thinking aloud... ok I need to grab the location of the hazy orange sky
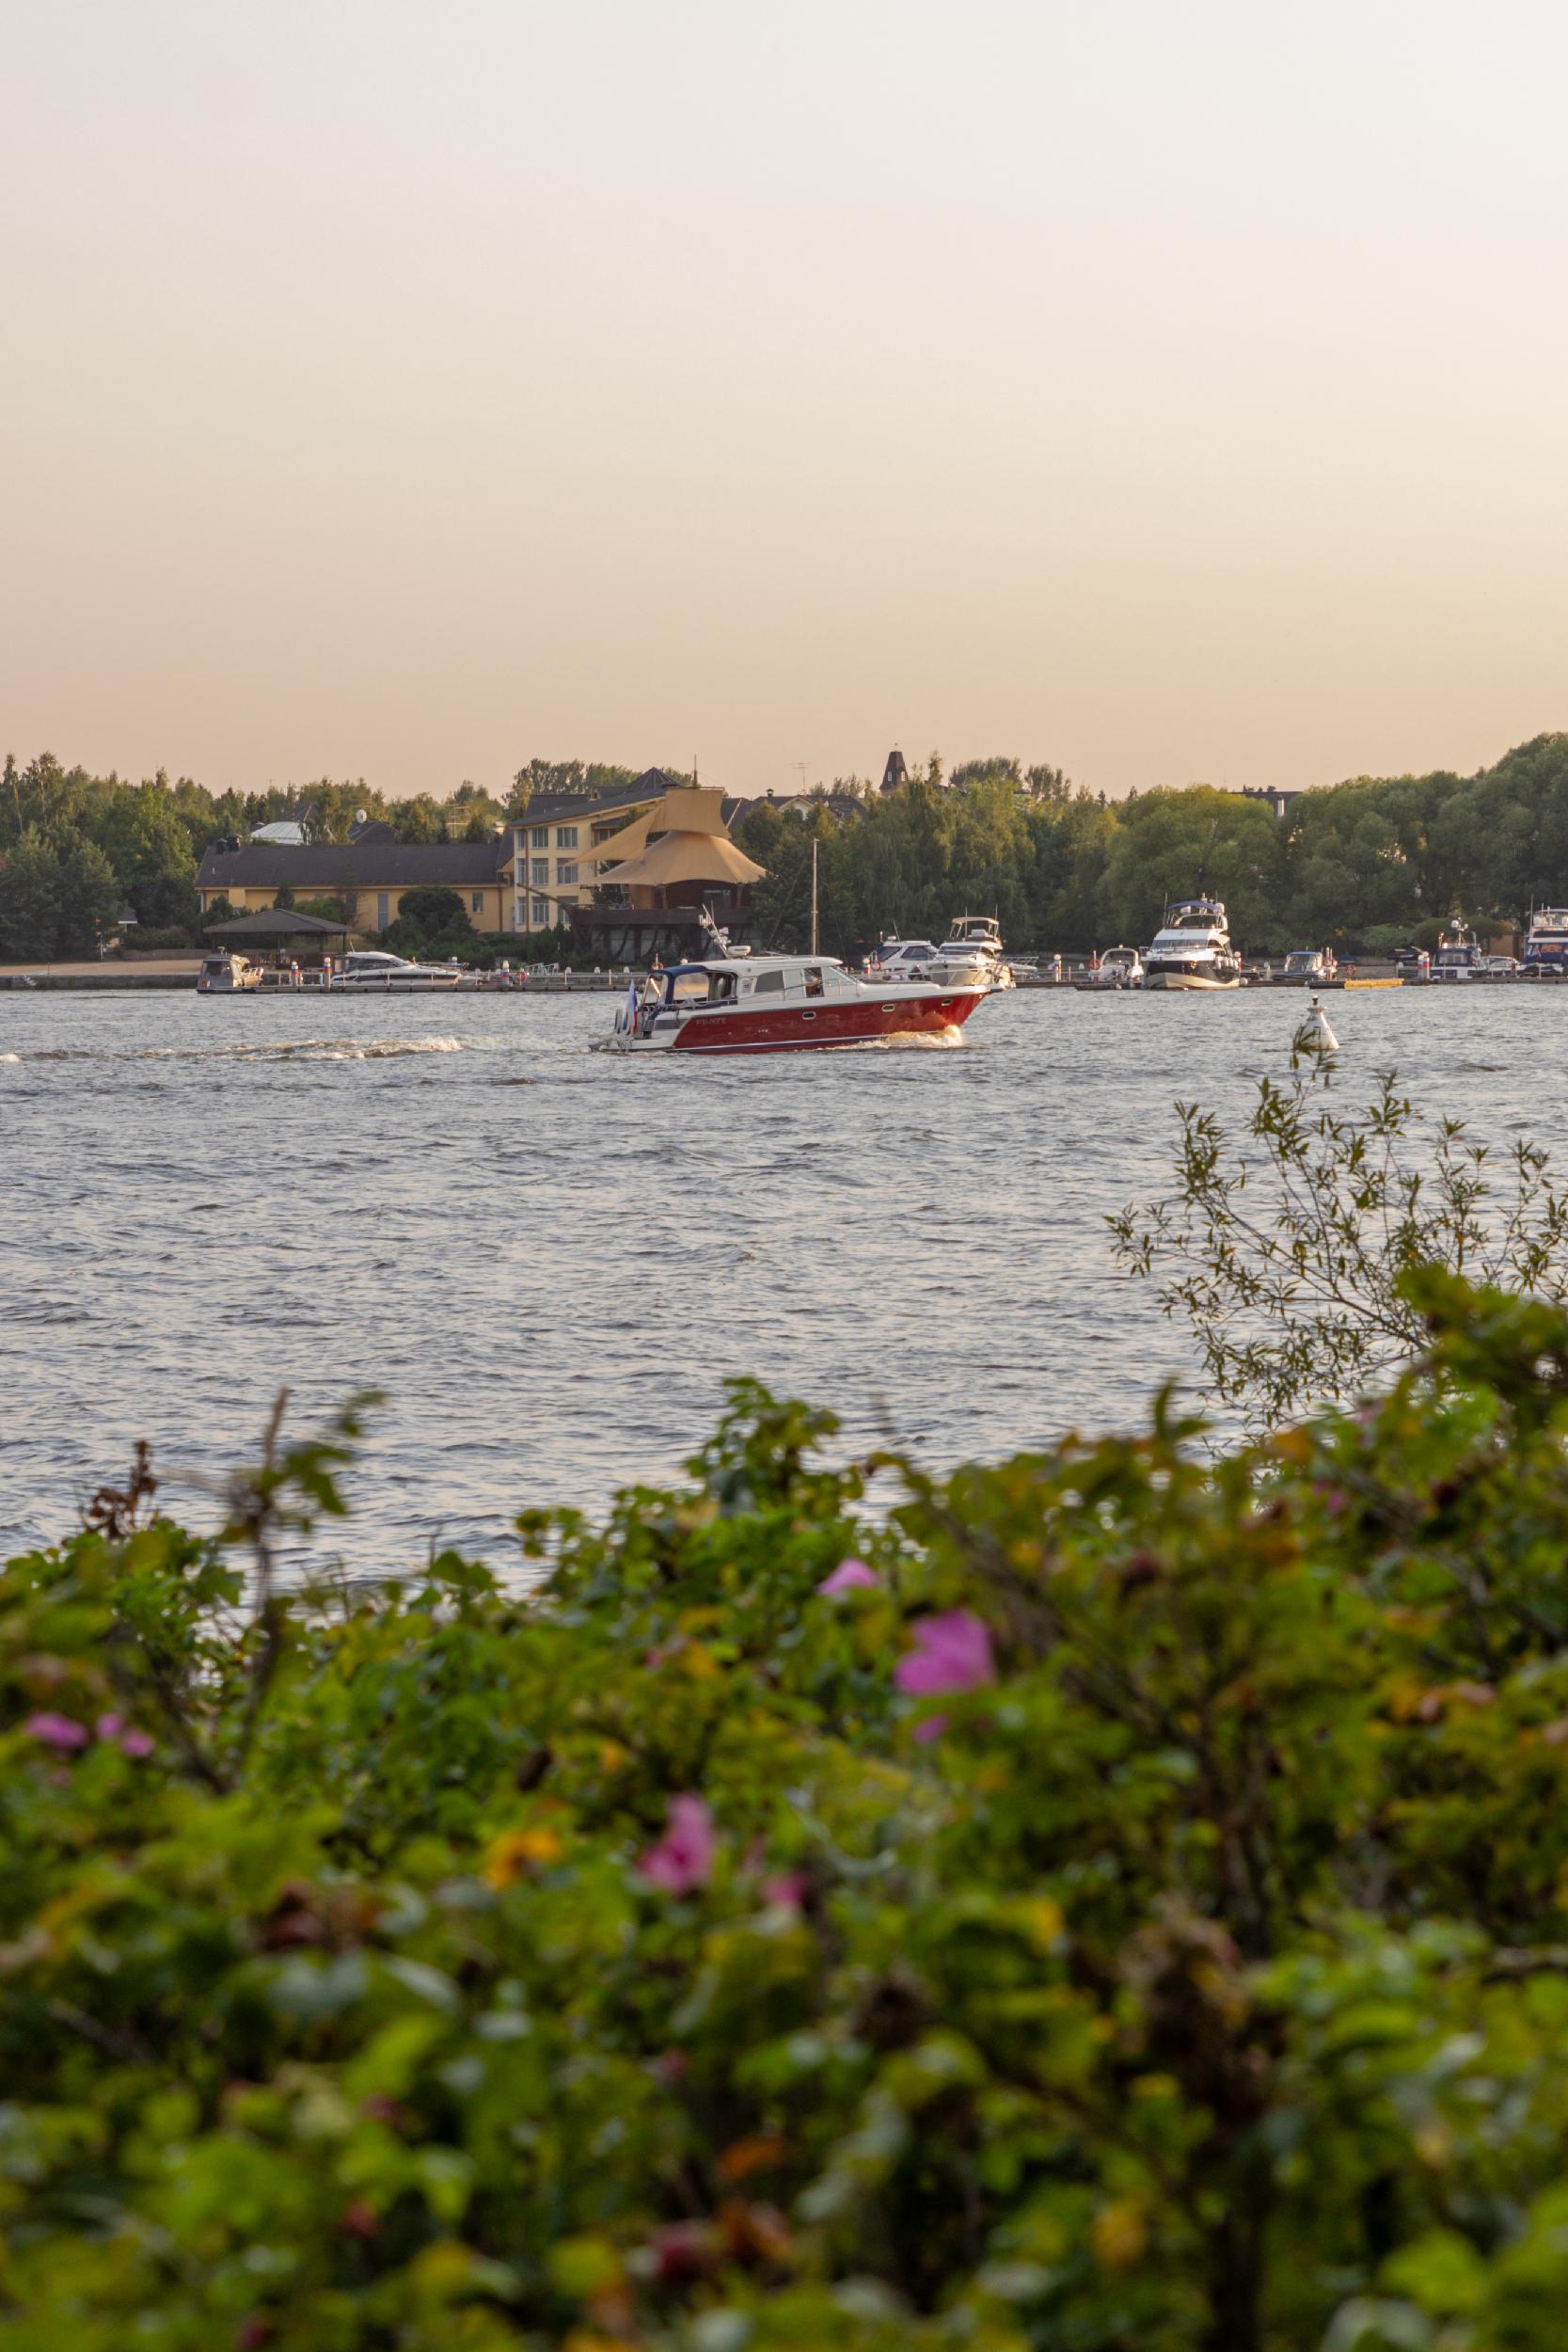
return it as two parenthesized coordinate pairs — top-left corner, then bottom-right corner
(6, 0), (1567, 802)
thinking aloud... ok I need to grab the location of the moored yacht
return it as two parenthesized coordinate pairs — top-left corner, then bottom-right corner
(1432, 919), (1483, 981)
(863, 938), (941, 979)
(1524, 908), (1568, 976)
(196, 951), (262, 994)
(1074, 945), (1144, 991)
(1278, 947), (1338, 985)
(1140, 899), (1243, 991)
(927, 914), (1014, 990)
(596, 950), (987, 1055)
(326, 950), (465, 993)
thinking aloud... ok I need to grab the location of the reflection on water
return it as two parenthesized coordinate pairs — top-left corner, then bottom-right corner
(4, 984), (1565, 1571)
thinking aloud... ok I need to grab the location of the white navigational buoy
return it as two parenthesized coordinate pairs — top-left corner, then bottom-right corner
(1306, 993), (1338, 1051)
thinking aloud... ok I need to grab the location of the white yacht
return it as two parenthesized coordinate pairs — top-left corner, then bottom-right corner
(927, 914), (1014, 991)
(863, 938), (941, 979)
(1141, 899), (1243, 991)
(326, 950), (465, 993)
(1074, 945), (1144, 991)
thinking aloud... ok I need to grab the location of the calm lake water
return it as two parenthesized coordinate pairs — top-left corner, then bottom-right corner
(3, 983), (1560, 1572)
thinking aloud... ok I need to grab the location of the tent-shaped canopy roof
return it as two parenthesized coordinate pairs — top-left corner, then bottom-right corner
(204, 908), (349, 940)
(577, 787), (733, 869)
(595, 831), (766, 889)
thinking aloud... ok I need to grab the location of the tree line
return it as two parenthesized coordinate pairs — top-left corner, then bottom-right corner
(7, 735), (1568, 960)
(736, 733), (1568, 957)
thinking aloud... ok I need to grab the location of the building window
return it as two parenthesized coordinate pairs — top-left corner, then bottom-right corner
(470, 892), (483, 914)
(531, 859), (548, 886)
(557, 862), (578, 886)
(555, 825), (578, 849)
(531, 899), (549, 927)
(531, 825), (548, 848)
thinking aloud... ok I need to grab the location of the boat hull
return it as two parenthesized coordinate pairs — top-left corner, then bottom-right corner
(325, 976), (465, 993)
(1142, 971), (1241, 991)
(603, 987), (985, 1055)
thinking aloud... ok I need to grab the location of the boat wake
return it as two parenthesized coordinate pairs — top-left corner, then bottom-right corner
(15, 1036), (471, 1065)
(868, 1025), (968, 1051)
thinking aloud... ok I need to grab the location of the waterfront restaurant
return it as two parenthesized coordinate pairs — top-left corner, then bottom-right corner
(564, 786), (767, 963)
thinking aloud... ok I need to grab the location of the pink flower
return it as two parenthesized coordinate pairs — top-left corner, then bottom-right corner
(639, 1794), (717, 1896)
(895, 1611), (996, 1700)
(762, 1871), (806, 1909)
(95, 1712), (124, 1740)
(119, 1728), (155, 1759)
(817, 1558), (879, 1596)
(24, 1711), (89, 1752)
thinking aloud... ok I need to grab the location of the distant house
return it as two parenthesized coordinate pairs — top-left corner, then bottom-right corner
(879, 750), (910, 795)
(1240, 786), (1309, 822)
(732, 788), (865, 825)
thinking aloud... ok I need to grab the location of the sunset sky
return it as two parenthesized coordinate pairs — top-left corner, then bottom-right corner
(7, 0), (1567, 802)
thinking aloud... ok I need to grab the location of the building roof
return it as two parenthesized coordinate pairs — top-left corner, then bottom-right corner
(511, 773), (672, 829)
(203, 909), (350, 939)
(197, 840), (503, 889)
(597, 831), (767, 889)
(578, 787), (732, 869)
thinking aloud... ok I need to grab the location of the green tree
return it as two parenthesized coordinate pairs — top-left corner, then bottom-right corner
(52, 828), (121, 953)
(0, 827), (63, 959)
(395, 884), (470, 937)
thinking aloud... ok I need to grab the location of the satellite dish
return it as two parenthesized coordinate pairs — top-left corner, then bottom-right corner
(355, 807), (368, 827)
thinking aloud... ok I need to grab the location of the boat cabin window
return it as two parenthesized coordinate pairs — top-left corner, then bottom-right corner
(752, 969), (784, 994)
(803, 966), (824, 998)
(669, 969), (709, 1005)
(706, 970), (737, 1004)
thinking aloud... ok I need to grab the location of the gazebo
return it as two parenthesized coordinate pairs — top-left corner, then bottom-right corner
(202, 909), (349, 966)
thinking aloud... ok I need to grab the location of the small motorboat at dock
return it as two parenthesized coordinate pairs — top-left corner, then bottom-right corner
(1072, 946), (1144, 991)
(1274, 947), (1339, 986)
(196, 951), (262, 994)
(325, 950), (465, 993)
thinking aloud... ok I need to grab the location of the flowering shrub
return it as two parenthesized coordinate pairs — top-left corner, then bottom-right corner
(12, 1311), (1568, 2347)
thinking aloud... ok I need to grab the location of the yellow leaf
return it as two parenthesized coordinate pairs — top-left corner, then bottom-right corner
(484, 1825), (564, 1888)
(1091, 2201), (1148, 2271)
(1019, 1896), (1064, 1950)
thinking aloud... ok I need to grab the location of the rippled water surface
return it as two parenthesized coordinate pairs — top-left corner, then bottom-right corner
(4, 984), (1561, 1569)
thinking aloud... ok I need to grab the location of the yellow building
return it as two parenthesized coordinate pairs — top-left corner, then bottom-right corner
(494, 773), (675, 933)
(195, 772), (758, 945)
(196, 837), (513, 935)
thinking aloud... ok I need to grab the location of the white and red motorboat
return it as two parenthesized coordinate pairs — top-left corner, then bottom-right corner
(595, 950), (987, 1056)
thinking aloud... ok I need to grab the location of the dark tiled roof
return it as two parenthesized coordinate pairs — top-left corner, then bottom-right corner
(198, 841), (504, 889)
(511, 779), (663, 829)
(205, 909), (349, 938)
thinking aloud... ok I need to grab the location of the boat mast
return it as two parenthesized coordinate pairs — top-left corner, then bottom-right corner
(811, 839), (818, 958)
